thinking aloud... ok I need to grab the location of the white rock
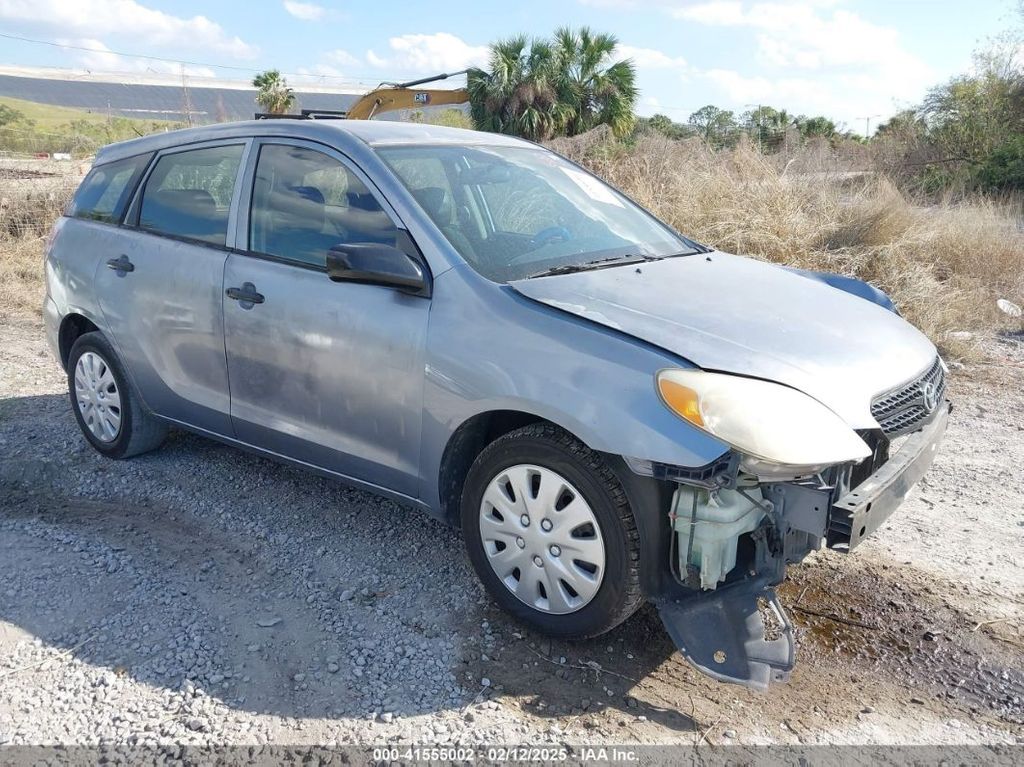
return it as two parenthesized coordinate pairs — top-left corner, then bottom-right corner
(997, 298), (1022, 318)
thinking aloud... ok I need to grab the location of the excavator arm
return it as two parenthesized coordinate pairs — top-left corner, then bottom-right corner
(345, 70), (470, 120)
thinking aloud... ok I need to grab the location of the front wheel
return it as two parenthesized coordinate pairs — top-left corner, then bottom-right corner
(461, 423), (642, 639)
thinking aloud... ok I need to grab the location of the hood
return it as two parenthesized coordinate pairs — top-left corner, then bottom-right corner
(510, 252), (937, 428)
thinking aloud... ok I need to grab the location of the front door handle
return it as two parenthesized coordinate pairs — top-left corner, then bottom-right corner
(106, 255), (134, 274)
(226, 282), (265, 307)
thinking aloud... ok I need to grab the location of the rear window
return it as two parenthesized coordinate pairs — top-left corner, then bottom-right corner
(67, 153), (151, 223)
(137, 144), (244, 247)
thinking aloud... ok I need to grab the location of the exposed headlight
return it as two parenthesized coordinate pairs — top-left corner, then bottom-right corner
(656, 369), (871, 467)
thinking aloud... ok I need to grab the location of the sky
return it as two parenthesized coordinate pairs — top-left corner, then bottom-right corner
(0, 0), (1017, 133)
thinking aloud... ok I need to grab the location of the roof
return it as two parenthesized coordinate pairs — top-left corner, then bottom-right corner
(93, 119), (529, 164)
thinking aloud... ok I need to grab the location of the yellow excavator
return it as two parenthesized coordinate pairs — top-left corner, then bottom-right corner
(256, 70), (471, 121)
(346, 69), (470, 119)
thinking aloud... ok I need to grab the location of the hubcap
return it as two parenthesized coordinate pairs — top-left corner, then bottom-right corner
(479, 464), (606, 615)
(74, 351), (122, 443)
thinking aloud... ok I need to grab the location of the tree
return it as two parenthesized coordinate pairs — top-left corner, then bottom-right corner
(640, 113), (692, 139)
(467, 26), (638, 140)
(741, 106), (795, 150)
(468, 35), (563, 141)
(687, 105), (737, 146)
(976, 134), (1024, 190)
(551, 26), (637, 138)
(796, 115), (837, 139)
(0, 104), (26, 128)
(252, 70), (295, 115)
(919, 32), (1024, 162)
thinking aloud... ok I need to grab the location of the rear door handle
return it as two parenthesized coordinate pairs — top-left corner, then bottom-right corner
(106, 255), (134, 274)
(226, 282), (265, 306)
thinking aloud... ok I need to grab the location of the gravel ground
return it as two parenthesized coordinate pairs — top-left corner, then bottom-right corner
(1, 320), (1022, 749)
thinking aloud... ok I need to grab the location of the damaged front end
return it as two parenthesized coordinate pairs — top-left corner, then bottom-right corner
(637, 399), (949, 690)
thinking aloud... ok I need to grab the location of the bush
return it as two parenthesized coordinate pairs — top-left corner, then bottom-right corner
(976, 135), (1024, 191)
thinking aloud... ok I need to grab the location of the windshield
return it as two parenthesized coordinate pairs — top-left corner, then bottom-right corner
(375, 143), (702, 282)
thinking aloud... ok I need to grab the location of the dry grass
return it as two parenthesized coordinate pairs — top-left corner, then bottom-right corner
(552, 130), (1024, 358)
(0, 171), (76, 325)
(0, 234), (46, 323)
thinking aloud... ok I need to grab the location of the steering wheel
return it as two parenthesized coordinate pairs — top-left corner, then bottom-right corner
(530, 226), (572, 249)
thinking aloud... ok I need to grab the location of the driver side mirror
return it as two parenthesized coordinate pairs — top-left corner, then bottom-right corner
(326, 243), (429, 296)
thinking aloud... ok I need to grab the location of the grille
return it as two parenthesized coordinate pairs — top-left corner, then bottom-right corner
(870, 357), (946, 437)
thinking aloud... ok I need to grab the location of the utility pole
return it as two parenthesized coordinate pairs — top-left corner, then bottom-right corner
(180, 64), (195, 127)
(857, 114), (880, 140)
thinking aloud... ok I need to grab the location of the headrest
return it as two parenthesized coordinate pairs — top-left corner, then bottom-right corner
(152, 188), (216, 215)
(410, 187), (451, 222)
(271, 184), (326, 230)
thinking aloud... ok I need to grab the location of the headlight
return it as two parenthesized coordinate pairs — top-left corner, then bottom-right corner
(656, 369), (870, 467)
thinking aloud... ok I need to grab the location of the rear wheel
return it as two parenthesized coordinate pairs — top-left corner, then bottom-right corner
(68, 332), (168, 459)
(461, 423), (642, 639)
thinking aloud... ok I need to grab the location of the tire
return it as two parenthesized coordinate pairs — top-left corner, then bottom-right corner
(461, 423), (642, 639)
(67, 331), (168, 459)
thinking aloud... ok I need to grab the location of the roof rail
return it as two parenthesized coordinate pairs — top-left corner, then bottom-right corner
(254, 109), (348, 120)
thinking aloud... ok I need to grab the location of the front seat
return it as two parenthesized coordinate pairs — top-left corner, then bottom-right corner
(410, 187), (477, 262)
(265, 185), (338, 264)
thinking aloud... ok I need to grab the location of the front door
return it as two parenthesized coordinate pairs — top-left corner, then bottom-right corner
(94, 141), (248, 434)
(222, 140), (430, 497)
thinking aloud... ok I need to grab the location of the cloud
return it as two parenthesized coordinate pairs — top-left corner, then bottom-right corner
(293, 50), (363, 85)
(283, 1), (327, 22)
(675, 0), (745, 25)
(675, 2), (933, 124)
(365, 33), (488, 75)
(0, 0), (257, 58)
(674, 2), (929, 77)
(618, 45), (687, 70)
(58, 37), (215, 76)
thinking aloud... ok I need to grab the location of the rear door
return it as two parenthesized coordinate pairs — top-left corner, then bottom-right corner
(222, 139), (430, 496)
(93, 140), (249, 434)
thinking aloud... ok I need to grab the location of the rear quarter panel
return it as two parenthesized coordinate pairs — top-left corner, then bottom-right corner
(44, 218), (112, 358)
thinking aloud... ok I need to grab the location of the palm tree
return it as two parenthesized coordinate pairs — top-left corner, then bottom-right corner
(252, 70), (295, 115)
(468, 27), (637, 140)
(552, 26), (637, 138)
(468, 36), (563, 141)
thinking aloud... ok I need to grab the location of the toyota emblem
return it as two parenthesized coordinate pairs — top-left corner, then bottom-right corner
(921, 382), (938, 411)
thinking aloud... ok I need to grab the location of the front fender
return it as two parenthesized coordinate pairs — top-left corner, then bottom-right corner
(784, 266), (897, 313)
(419, 268), (728, 515)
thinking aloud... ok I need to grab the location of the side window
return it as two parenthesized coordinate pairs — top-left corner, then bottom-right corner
(67, 153), (151, 223)
(384, 154), (467, 233)
(249, 144), (399, 268)
(137, 144), (244, 246)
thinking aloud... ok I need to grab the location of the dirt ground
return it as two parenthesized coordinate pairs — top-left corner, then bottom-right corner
(1, 318), (1022, 751)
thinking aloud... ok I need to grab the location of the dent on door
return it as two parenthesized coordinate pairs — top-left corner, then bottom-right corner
(222, 255), (429, 496)
(93, 231), (233, 434)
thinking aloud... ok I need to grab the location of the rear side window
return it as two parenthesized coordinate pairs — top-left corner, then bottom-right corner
(67, 154), (151, 223)
(138, 144), (244, 246)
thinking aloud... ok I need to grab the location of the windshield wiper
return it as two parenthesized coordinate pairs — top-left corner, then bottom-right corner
(526, 255), (655, 279)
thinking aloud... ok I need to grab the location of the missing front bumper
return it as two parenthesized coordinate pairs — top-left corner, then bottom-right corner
(655, 404), (949, 690)
(829, 402), (950, 550)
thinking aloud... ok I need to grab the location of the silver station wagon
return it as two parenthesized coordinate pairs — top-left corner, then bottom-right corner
(44, 120), (949, 689)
